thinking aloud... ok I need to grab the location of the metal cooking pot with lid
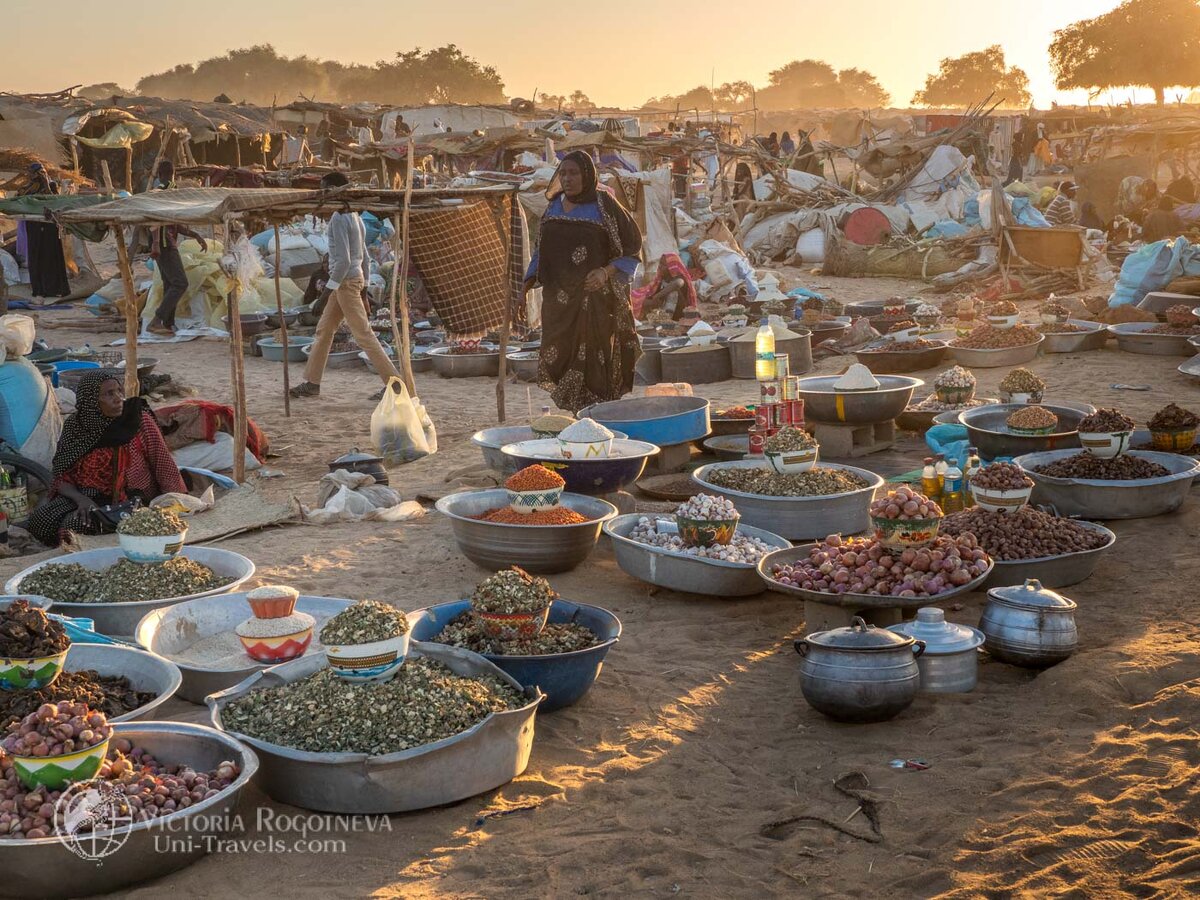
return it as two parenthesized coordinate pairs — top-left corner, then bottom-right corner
(328, 447), (388, 485)
(795, 616), (925, 722)
(980, 578), (1077, 668)
(888, 608), (985, 693)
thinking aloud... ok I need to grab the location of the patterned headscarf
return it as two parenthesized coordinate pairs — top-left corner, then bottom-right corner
(546, 150), (599, 203)
(52, 370), (145, 476)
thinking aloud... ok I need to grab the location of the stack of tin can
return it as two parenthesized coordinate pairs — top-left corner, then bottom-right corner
(748, 353), (805, 456)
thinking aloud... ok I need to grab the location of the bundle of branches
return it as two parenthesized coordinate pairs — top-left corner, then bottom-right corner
(823, 231), (977, 279)
(0, 148), (94, 192)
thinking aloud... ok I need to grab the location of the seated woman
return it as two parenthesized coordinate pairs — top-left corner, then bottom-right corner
(27, 371), (186, 547)
(632, 253), (697, 321)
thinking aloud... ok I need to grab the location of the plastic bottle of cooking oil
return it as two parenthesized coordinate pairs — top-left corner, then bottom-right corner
(921, 457), (939, 499)
(755, 318), (776, 381)
(934, 453), (948, 500)
(942, 461), (964, 513)
(964, 446), (982, 507)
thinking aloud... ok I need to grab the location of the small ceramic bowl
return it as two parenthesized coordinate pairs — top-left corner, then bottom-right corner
(970, 483), (1033, 513)
(0, 648), (69, 691)
(987, 314), (1020, 330)
(1150, 427), (1197, 452)
(475, 607), (550, 641)
(11, 737), (111, 790)
(935, 385), (975, 405)
(506, 485), (565, 513)
(871, 516), (942, 548)
(1079, 430), (1133, 460)
(238, 626), (313, 664)
(1001, 390), (1044, 405)
(764, 446), (819, 474)
(325, 633), (411, 683)
(247, 591), (299, 619)
(118, 529), (188, 564)
(676, 514), (740, 548)
(558, 437), (613, 459)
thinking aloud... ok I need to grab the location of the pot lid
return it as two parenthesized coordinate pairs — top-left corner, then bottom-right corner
(806, 616), (915, 651)
(887, 608), (984, 654)
(331, 447), (384, 464)
(986, 578), (1077, 611)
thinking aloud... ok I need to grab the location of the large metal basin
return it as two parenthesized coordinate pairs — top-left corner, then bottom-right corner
(691, 460), (883, 540)
(794, 375), (923, 425)
(980, 520), (1116, 589)
(135, 592), (354, 704)
(724, 330), (813, 378)
(435, 489), (617, 573)
(429, 345), (501, 377)
(501, 438), (659, 495)
(579, 396), (710, 446)
(408, 598), (620, 711)
(207, 644), (542, 814)
(61, 643), (183, 722)
(1014, 449), (1200, 519)
(603, 512), (790, 597)
(959, 403), (1095, 460)
(854, 341), (948, 374)
(1107, 322), (1196, 356)
(472, 426), (627, 475)
(896, 397), (999, 433)
(0, 722), (258, 899)
(5, 546), (256, 638)
(1040, 320), (1108, 353)
(949, 333), (1044, 367)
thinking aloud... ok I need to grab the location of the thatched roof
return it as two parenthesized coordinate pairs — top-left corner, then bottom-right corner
(0, 147), (93, 190)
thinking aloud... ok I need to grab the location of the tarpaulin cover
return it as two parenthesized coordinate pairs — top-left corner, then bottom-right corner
(75, 121), (155, 150)
(0, 193), (119, 241)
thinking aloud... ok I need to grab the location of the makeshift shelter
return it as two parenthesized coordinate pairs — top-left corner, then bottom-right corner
(380, 104), (519, 139)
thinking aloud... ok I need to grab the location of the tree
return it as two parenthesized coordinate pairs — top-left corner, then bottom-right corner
(912, 45), (1031, 107)
(1049, 0), (1200, 105)
(567, 90), (592, 110)
(714, 80), (754, 109)
(755, 59), (888, 108)
(77, 83), (133, 101)
(837, 69), (890, 108)
(339, 45), (505, 105)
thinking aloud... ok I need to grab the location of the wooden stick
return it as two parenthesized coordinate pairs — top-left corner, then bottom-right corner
(69, 138), (80, 175)
(387, 137), (417, 394)
(125, 146), (133, 192)
(226, 218), (248, 483)
(273, 224), (291, 416)
(112, 229), (140, 399)
(99, 160), (114, 191)
(496, 195), (511, 424)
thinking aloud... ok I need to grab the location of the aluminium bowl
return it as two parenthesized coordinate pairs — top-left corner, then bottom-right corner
(500, 439), (659, 496)
(428, 345), (501, 377)
(1107, 322), (1197, 356)
(853, 341), (948, 374)
(981, 520), (1116, 589)
(57, 643), (182, 722)
(1014, 449), (1200, 519)
(472, 426), (627, 476)
(1039, 320), (1109, 353)
(958, 403), (1095, 460)
(793, 375), (923, 425)
(948, 333), (1045, 368)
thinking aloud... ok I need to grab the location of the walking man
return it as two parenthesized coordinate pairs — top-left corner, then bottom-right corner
(289, 172), (401, 400)
(147, 162), (207, 335)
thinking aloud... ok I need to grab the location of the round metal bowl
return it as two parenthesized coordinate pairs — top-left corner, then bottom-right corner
(428, 345), (501, 377)
(843, 299), (921, 320)
(1039, 320), (1109, 353)
(756, 544), (993, 610)
(578, 396), (710, 446)
(0, 722), (258, 900)
(603, 512), (790, 597)
(60, 643), (182, 721)
(207, 643), (541, 814)
(691, 460), (883, 541)
(703, 434), (749, 460)
(501, 438), (660, 495)
(710, 414), (755, 437)
(1179, 352), (1200, 381)
(959, 403), (1095, 460)
(853, 341), (948, 374)
(135, 592), (354, 705)
(264, 306), (304, 328)
(301, 344), (362, 369)
(5, 547), (256, 638)
(507, 351), (540, 382)
(408, 598), (620, 711)
(435, 489), (617, 573)
(896, 398), (999, 433)
(980, 520), (1116, 589)
(794, 375), (923, 425)
(809, 320), (850, 343)
(1014, 449), (1200, 519)
(1107, 322), (1197, 356)
(949, 333), (1045, 368)
(472, 426), (628, 475)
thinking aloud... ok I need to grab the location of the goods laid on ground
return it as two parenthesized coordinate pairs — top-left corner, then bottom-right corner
(941, 506), (1110, 560)
(219, 659), (524, 756)
(1031, 452), (1169, 480)
(1007, 406), (1059, 434)
(0, 600), (68, 659)
(19, 559), (227, 604)
(1079, 408), (1136, 433)
(952, 324), (1040, 349)
(430, 612), (598, 655)
(1000, 368), (1045, 395)
(628, 516), (774, 564)
(0, 672), (153, 731)
(1148, 403), (1200, 432)
(703, 466), (868, 497)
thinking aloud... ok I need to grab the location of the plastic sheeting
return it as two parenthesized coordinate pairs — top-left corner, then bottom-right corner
(0, 356), (61, 468)
(1107, 238), (1200, 307)
(75, 121), (155, 150)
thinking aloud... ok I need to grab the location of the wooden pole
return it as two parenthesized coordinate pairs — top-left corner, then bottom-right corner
(273, 224), (291, 417)
(125, 147), (133, 192)
(496, 200), (511, 424)
(378, 157), (389, 190)
(226, 218), (248, 483)
(69, 138), (80, 175)
(99, 160), (114, 191)
(388, 136), (417, 395)
(112, 229), (140, 399)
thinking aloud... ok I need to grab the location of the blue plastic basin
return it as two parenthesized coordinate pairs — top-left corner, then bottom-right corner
(408, 598), (621, 711)
(51, 359), (100, 389)
(580, 396), (711, 446)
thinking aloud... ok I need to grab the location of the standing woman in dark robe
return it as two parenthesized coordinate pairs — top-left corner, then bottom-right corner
(524, 151), (642, 413)
(18, 163), (70, 298)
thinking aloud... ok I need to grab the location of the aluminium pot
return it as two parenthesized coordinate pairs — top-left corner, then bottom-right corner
(328, 447), (388, 485)
(888, 607), (985, 693)
(794, 616), (925, 722)
(979, 578), (1077, 668)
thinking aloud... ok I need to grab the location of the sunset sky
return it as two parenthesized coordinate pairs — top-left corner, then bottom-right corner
(5, 0), (1160, 108)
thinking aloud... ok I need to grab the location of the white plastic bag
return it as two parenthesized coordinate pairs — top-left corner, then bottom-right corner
(413, 394), (438, 455)
(371, 377), (432, 464)
(0, 314), (36, 357)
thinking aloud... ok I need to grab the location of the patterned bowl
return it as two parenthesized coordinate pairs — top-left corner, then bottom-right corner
(1001, 390), (1043, 405)
(1079, 430), (1133, 460)
(970, 483), (1033, 513)
(558, 438), (613, 459)
(987, 314), (1020, 330)
(325, 633), (410, 683)
(118, 529), (188, 564)
(871, 515), (942, 548)
(0, 648), (69, 691)
(506, 486), (564, 513)
(238, 625), (313, 664)
(1150, 428), (1197, 451)
(935, 385), (975, 405)
(676, 514), (740, 548)
(764, 446), (818, 475)
(11, 737), (111, 790)
(475, 607), (551, 641)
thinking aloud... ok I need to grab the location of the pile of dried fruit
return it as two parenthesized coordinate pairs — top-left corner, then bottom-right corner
(319, 600), (408, 646)
(431, 613), (599, 656)
(1006, 406), (1059, 432)
(2, 701), (112, 760)
(951, 324), (1040, 349)
(20, 558), (228, 604)
(1040, 300), (1070, 318)
(869, 486), (943, 520)
(1148, 403), (1200, 431)
(0, 737), (241, 838)
(764, 427), (817, 453)
(989, 300), (1019, 316)
(1038, 322), (1090, 334)
(116, 507), (185, 537)
(1000, 367), (1045, 393)
(862, 338), (943, 352)
(628, 517), (774, 564)
(1033, 452), (1169, 480)
(471, 567), (555, 614)
(704, 466), (869, 497)
(1165, 304), (1196, 327)
(887, 320), (917, 333)
(0, 600), (68, 658)
(941, 507), (1109, 560)
(220, 660), (525, 755)
(970, 461), (1033, 491)
(472, 506), (588, 525)
(504, 465), (565, 492)
(768, 532), (990, 597)
(1079, 408), (1136, 433)
(0, 672), (153, 731)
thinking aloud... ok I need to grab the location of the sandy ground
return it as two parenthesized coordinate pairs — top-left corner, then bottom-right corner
(6, 254), (1200, 898)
